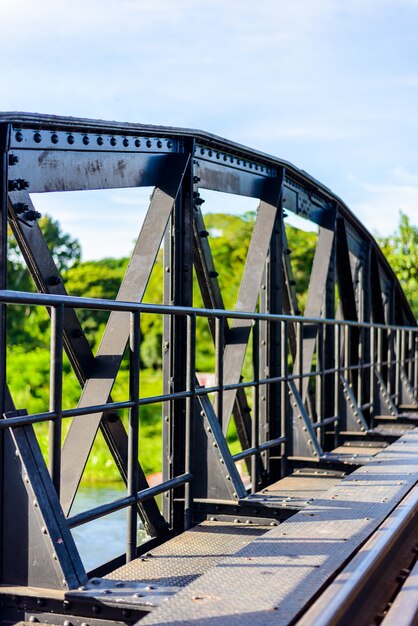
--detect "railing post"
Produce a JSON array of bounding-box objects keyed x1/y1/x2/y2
[
  {"x1": 334, "y1": 323, "x2": 341, "y2": 445},
  {"x1": 49, "y1": 303, "x2": 64, "y2": 497},
  {"x1": 281, "y1": 319, "x2": 289, "y2": 473},
  {"x1": 395, "y1": 327, "x2": 401, "y2": 407},
  {"x1": 415, "y1": 332, "x2": 418, "y2": 400},
  {"x1": 252, "y1": 319, "x2": 260, "y2": 492},
  {"x1": 370, "y1": 325, "x2": 376, "y2": 424},
  {"x1": 127, "y1": 309, "x2": 140, "y2": 562},
  {"x1": 184, "y1": 313, "x2": 196, "y2": 530},
  {"x1": 215, "y1": 316, "x2": 224, "y2": 430}
]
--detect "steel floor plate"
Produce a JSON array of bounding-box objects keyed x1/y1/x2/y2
[
  {"x1": 244, "y1": 470, "x2": 344, "y2": 509},
  {"x1": 374, "y1": 423, "x2": 416, "y2": 437},
  {"x1": 106, "y1": 522, "x2": 270, "y2": 588},
  {"x1": 137, "y1": 428, "x2": 418, "y2": 626}
]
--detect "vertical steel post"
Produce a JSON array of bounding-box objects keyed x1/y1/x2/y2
[
  {"x1": 377, "y1": 327, "x2": 382, "y2": 377},
  {"x1": 407, "y1": 330, "x2": 412, "y2": 384},
  {"x1": 415, "y1": 332, "x2": 418, "y2": 400},
  {"x1": 281, "y1": 320, "x2": 289, "y2": 473},
  {"x1": 215, "y1": 316, "x2": 224, "y2": 430},
  {"x1": 49, "y1": 303, "x2": 64, "y2": 497},
  {"x1": 264, "y1": 178, "x2": 283, "y2": 481},
  {"x1": 344, "y1": 325, "x2": 350, "y2": 382},
  {"x1": 358, "y1": 326, "x2": 364, "y2": 411},
  {"x1": 334, "y1": 323, "x2": 341, "y2": 445},
  {"x1": 316, "y1": 323, "x2": 324, "y2": 446},
  {"x1": 395, "y1": 328, "x2": 401, "y2": 407},
  {"x1": 370, "y1": 325, "x2": 376, "y2": 424},
  {"x1": 0, "y1": 124, "x2": 8, "y2": 419},
  {"x1": 185, "y1": 314, "x2": 196, "y2": 530},
  {"x1": 251, "y1": 319, "x2": 260, "y2": 491},
  {"x1": 297, "y1": 322, "x2": 303, "y2": 396},
  {"x1": 162, "y1": 141, "x2": 194, "y2": 532},
  {"x1": 323, "y1": 210, "x2": 337, "y2": 438},
  {"x1": 0, "y1": 121, "x2": 10, "y2": 584},
  {"x1": 127, "y1": 310, "x2": 140, "y2": 562},
  {"x1": 387, "y1": 327, "x2": 393, "y2": 399}
]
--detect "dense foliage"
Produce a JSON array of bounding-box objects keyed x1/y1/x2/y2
[{"x1": 377, "y1": 212, "x2": 418, "y2": 318}]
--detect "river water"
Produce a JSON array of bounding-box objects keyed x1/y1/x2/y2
[{"x1": 71, "y1": 484, "x2": 148, "y2": 573}]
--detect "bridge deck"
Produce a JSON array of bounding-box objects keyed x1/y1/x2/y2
[
  {"x1": 134, "y1": 428, "x2": 418, "y2": 626},
  {"x1": 105, "y1": 472, "x2": 344, "y2": 590}
]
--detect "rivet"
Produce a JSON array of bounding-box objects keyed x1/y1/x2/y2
[
  {"x1": 208, "y1": 150, "x2": 213, "y2": 157},
  {"x1": 157, "y1": 140, "x2": 162, "y2": 148},
  {"x1": 110, "y1": 137, "x2": 117, "y2": 146},
  {"x1": 33, "y1": 132, "x2": 42, "y2": 143},
  {"x1": 51, "y1": 133, "x2": 59, "y2": 144},
  {"x1": 146, "y1": 139, "x2": 152, "y2": 148},
  {"x1": 97, "y1": 136, "x2": 104, "y2": 146},
  {"x1": 67, "y1": 134, "x2": 75, "y2": 145},
  {"x1": 135, "y1": 139, "x2": 141, "y2": 147},
  {"x1": 167, "y1": 140, "x2": 173, "y2": 148},
  {"x1": 15, "y1": 131, "x2": 23, "y2": 142},
  {"x1": 123, "y1": 138, "x2": 129, "y2": 147},
  {"x1": 82, "y1": 135, "x2": 89, "y2": 145}
]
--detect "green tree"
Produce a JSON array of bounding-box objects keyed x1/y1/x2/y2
[
  {"x1": 378, "y1": 212, "x2": 418, "y2": 318},
  {"x1": 38, "y1": 215, "x2": 81, "y2": 272},
  {"x1": 64, "y1": 257, "x2": 129, "y2": 348},
  {"x1": 7, "y1": 215, "x2": 82, "y2": 348},
  {"x1": 285, "y1": 224, "x2": 317, "y2": 312}
]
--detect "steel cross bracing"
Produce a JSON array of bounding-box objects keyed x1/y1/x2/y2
[{"x1": 0, "y1": 113, "x2": 417, "y2": 623}]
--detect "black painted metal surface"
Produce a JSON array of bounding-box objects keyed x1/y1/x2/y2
[{"x1": 0, "y1": 112, "x2": 416, "y2": 625}]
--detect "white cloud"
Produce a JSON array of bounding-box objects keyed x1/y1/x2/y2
[
  {"x1": 2, "y1": 0, "x2": 418, "y2": 253},
  {"x1": 351, "y1": 181, "x2": 418, "y2": 236}
]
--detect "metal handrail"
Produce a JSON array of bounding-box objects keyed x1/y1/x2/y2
[
  {"x1": 0, "y1": 289, "x2": 416, "y2": 332},
  {"x1": 2, "y1": 287, "x2": 417, "y2": 565}
]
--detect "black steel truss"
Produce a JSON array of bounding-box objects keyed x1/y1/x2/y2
[{"x1": 0, "y1": 113, "x2": 416, "y2": 605}]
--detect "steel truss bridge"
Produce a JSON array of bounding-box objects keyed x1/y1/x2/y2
[{"x1": 0, "y1": 112, "x2": 417, "y2": 626}]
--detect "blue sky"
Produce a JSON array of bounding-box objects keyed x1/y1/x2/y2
[{"x1": 1, "y1": 0, "x2": 418, "y2": 259}]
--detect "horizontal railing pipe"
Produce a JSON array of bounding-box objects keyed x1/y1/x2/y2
[{"x1": 67, "y1": 472, "x2": 192, "y2": 529}]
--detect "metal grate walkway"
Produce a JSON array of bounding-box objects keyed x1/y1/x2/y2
[{"x1": 135, "y1": 428, "x2": 418, "y2": 625}]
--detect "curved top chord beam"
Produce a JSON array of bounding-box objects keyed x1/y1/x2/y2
[{"x1": 1, "y1": 111, "x2": 413, "y2": 326}]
